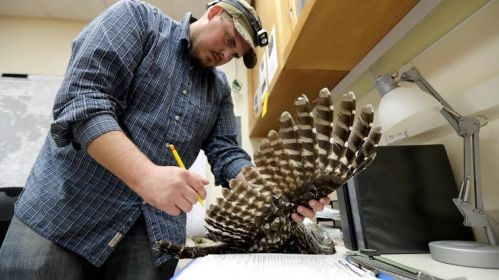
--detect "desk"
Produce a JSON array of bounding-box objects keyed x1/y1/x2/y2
[
  {"x1": 382, "y1": 254, "x2": 499, "y2": 280},
  {"x1": 174, "y1": 239, "x2": 499, "y2": 279},
  {"x1": 333, "y1": 240, "x2": 499, "y2": 280}
]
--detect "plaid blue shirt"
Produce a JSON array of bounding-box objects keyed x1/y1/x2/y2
[{"x1": 15, "y1": 0, "x2": 251, "y2": 267}]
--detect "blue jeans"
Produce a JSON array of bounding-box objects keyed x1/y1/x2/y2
[{"x1": 0, "y1": 215, "x2": 178, "y2": 279}]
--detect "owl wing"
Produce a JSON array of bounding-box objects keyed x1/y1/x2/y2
[
  {"x1": 204, "y1": 174, "x2": 277, "y2": 245},
  {"x1": 252, "y1": 89, "x2": 382, "y2": 205},
  {"x1": 156, "y1": 88, "x2": 382, "y2": 257}
]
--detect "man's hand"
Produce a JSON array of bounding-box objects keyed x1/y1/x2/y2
[
  {"x1": 136, "y1": 166, "x2": 208, "y2": 216},
  {"x1": 234, "y1": 169, "x2": 331, "y2": 223},
  {"x1": 236, "y1": 168, "x2": 331, "y2": 223},
  {"x1": 87, "y1": 131, "x2": 208, "y2": 216},
  {"x1": 291, "y1": 197, "x2": 331, "y2": 223},
  {"x1": 235, "y1": 170, "x2": 247, "y2": 184}
]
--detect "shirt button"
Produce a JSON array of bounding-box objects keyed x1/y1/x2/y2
[
  {"x1": 182, "y1": 89, "x2": 187, "y2": 95},
  {"x1": 175, "y1": 115, "x2": 180, "y2": 121}
]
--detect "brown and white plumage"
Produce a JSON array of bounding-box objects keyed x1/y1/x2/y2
[{"x1": 156, "y1": 89, "x2": 381, "y2": 258}]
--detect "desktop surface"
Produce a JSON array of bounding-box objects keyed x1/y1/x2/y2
[{"x1": 382, "y1": 253, "x2": 499, "y2": 280}]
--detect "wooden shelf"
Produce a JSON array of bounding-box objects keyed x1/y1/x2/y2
[{"x1": 248, "y1": 0, "x2": 418, "y2": 137}]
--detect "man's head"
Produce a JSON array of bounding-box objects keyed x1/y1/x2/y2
[{"x1": 189, "y1": 0, "x2": 266, "y2": 69}]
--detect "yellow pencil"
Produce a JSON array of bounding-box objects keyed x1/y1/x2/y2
[{"x1": 168, "y1": 144, "x2": 204, "y2": 206}]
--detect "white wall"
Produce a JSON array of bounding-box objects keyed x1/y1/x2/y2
[{"x1": 0, "y1": 17, "x2": 86, "y2": 75}]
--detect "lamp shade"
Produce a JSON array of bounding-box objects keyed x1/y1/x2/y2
[{"x1": 378, "y1": 86, "x2": 442, "y2": 134}]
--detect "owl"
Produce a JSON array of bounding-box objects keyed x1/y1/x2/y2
[{"x1": 156, "y1": 88, "x2": 381, "y2": 258}]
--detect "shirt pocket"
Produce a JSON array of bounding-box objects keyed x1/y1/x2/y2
[
  {"x1": 188, "y1": 96, "x2": 219, "y2": 141},
  {"x1": 167, "y1": 94, "x2": 219, "y2": 148}
]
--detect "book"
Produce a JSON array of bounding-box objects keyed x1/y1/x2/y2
[{"x1": 173, "y1": 253, "x2": 378, "y2": 280}]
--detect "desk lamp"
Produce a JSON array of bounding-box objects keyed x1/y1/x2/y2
[{"x1": 374, "y1": 66, "x2": 499, "y2": 268}]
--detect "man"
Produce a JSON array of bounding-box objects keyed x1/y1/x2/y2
[{"x1": 0, "y1": 0, "x2": 330, "y2": 279}]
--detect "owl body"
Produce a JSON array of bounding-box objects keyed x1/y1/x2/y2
[{"x1": 156, "y1": 89, "x2": 381, "y2": 258}]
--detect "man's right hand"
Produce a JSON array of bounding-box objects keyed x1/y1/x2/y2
[
  {"x1": 137, "y1": 166, "x2": 208, "y2": 216},
  {"x1": 87, "y1": 131, "x2": 208, "y2": 216}
]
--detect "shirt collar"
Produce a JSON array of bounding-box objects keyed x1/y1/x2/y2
[{"x1": 179, "y1": 12, "x2": 196, "y2": 47}]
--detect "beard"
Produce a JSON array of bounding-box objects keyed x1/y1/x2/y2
[
  {"x1": 188, "y1": 26, "x2": 216, "y2": 68},
  {"x1": 188, "y1": 46, "x2": 204, "y2": 68},
  {"x1": 188, "y1": 37, "x2": 215, "y2": 69}
]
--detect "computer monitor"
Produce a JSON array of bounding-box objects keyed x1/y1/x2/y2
[{"x1": 337, "y1": 144, "x2": 474, "y2": 253}]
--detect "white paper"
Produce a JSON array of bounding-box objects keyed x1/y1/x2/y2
[
  {"x1": 173, "y1": 253, "x2": 377, "y2": 280},
  {"x1": 253, "y1": 87, "x2": 262, "y2": 116},
  {"x1": 258, "y1": 54, "x2": 268, "y2": 102},
  {"x1": 316, "y1": 205, "x2": 341, "y2": 220},
  {"x1": 186, "y1": 151, "x2": 208, "y2": 237},
  {"x1": 185, "y1": 203, "x2": 207, "y2": 237},
  {"x1": 266, "y1": 26, "x2": 278, "y2": 85},
  {"x1": 188, "y1": 150, "x2": 207, "y2": 178}
]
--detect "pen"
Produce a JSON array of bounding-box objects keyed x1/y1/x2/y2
[{"x1": 168, "y1": 144, "x2": 204, "y2": 206}]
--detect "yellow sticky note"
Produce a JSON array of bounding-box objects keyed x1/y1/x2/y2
[{"x1": 261, "y1": 92, "x2": 269, "y2": 118}]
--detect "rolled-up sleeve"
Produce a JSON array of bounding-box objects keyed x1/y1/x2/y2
[
  {"x1": 203, "y1": 80, "x2": 252, "y2": 187},
  {"x1": 50, "y1": 0, "x2": 148, "y2": 150}
]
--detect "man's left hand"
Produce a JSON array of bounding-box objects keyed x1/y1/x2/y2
[{"x1": 291, "y1": 197, "x2": 331, "y2": 223}]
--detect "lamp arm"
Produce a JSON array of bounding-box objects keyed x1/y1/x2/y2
[
  {"x1": 440, "y1": 108, "x2": 460, "y2": 132},
  {"x1": 399, "y1": 67, "x2": 461, "y2": 118},
  {"x1": 453, "y1": 121, "x2": 497, "y2": 245},
  {"x1": 399, "y1": 66, "x2": 497, "y2": 245},
  {"x1": 471, "y1": 130, "x2": 483, "y2": 210}
]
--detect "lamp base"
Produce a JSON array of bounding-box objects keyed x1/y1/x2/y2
[{"x1": 429, "y1": 240, "x2": 499, "y2": 268}]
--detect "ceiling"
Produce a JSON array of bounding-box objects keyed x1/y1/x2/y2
[{"x1": 0, "y1": 0, "x2": 213, "y2": 22}]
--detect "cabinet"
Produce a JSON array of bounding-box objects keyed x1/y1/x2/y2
[{"x1": 247, "y1": 0, "x2": 418, "y2": 137}]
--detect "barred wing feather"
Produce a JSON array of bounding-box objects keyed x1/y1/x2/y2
[{"x1": 155, "y1": 89, "x2": 381, "y2": 258}]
